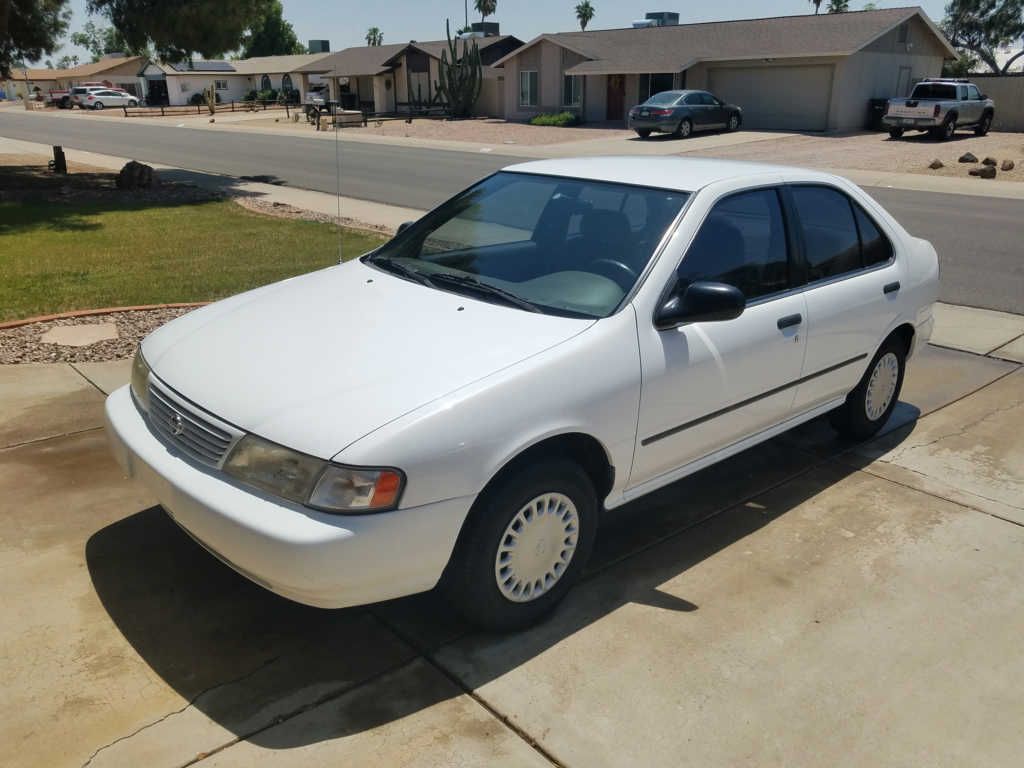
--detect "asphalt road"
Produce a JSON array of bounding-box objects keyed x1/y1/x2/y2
[{"x1": 1, "y1": 111, "x2": 1021, "y2": 314}]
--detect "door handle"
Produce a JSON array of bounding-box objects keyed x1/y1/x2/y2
[
  {"x1": 884, "y1": 281, "x2": 901, "y2": 295},
  {"x1": 777, "y1": 313, "x2": 802, "y2": 330}
]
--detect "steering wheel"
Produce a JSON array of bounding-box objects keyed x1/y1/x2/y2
[{"x1": 589, "y1": 258, "x2": 638, "y2": 289}]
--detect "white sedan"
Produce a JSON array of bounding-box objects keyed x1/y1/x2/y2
[{"x1": 105, "y1": 158, "x2": 938, "y2": 629}]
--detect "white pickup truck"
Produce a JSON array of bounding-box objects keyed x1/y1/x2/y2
[{"x1": 883, "y1": 78, "x2": 995, "y2": 141}]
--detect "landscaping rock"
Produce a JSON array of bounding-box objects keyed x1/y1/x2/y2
[
  {"x1": 958, "y1": 152, "x2": 978, "y2": 163},
  {"x1": 982, "y1": 156, "x2": 997, "y2": 166},
  {"x1": 928, "y1": 158, "x2": 944, "y2": 169},
  {"x1": 970, "y1": 165, "x2": 997, "y2": 179},
  {"x1": 115, "y1": 160, "x2": 154, "y2": 190},
  {"x1": 1001, "y1": 159, "x2": 1015, "y2": 171}
]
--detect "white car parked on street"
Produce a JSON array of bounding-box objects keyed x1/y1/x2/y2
[{"x1": 105, "y1": 158, "x2": 939, "y2": 629}]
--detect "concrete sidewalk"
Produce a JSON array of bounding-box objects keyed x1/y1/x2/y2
[{"x1": 1, "y1": 339, "x2": 1020, "y2": 768}]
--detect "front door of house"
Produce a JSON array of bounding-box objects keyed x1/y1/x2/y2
[
  {"x1": 606, "y1": 75, "x2": 625, "y2": 121},
  {"x1": 146, "y1": 78, "x2": 168, "y2": 106}
]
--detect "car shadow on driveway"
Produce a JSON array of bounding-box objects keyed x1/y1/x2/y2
[{"x1": 84, "y1": 403, "x2": 918, "y2": 752}]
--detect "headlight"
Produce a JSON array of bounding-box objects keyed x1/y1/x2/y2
[
  {"x1": 223, "y1": 434, "x2": 404, "y2": 513},
  {"x1": 130, "y1": 348, "x2": 151, "y2": 411}
]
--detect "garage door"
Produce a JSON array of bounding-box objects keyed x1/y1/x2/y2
[{"x1": 707, "y1": 65, "x2": 833, "y2": 131}]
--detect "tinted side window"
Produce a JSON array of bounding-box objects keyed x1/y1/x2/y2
[
  {"x1": 853, "y1": 204, "x2": 893, "y2": 266},
  {"x1": 683, "y1": 93, "x2": 700, "y2": 105},
  {"x1": 699, "y1": 92, "x2": 717, "y2": 105},
  {"x1": 677, "y1": 188, "x2": 789, "y2": 300},
  {"x1": 790, "y1": 186, "x2": 861, "y2": 281}
]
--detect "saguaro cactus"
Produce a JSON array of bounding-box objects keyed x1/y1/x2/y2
[{"x1": 435, "y1": 19, "x2": 482, "y2": 118}]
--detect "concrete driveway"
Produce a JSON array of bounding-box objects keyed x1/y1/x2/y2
[{"x1": 1, "y1": 346, "x2": 1022, "y2": 768}]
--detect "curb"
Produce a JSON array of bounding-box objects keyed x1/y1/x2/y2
[{"x1": 0, "y1": 302, "x2": 209, "y2": 331}]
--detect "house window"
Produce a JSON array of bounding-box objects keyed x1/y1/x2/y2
[
  {"x1": 214, "y1": 79, "x2": 228, "y2": 90},
  {"x1": 281, "y1": 73, "x2": 293, "y2": 93},
  {"x1": 897, "y1": 22, "x2": 909, "y2": 43},
  {"x1": 638, "y1": 72, "x2": 674, "y2": 102},
  {"x1": 562, "y1": 74, "x2": 582, "y2": 107},
  {"x1": 519, "y1": 70, "x2": 538, "y2": 107},
  {"x1": 260, "y1": 74, "x2": 271, "y2": 91},
  {"x1": 180, "y1": 80, "x2": 190, "y2": 93}
]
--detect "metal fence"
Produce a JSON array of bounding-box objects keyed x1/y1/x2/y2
[{"x1": 121, "y1": 101, "x2": 293, "y2": 118}]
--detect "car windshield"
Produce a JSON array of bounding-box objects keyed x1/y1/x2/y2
[
  {"x1": 911, "y1": 83, "x2": 957, "y2": 100},
  {"x1": 643, "y1": 92, "x2": 680, "y2": 106},
  {"x1": 365, "y1": 172, "x2": 689, "y2": 318}
]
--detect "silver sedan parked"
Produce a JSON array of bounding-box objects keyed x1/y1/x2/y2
[
  {"x1": 628, "y1": 90, "x2": 742, "y2": 139},
  {"x1": 85, "y1": 89, "x2": 139, "y2": 109}
]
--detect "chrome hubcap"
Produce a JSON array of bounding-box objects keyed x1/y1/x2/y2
[
  {"x1": 495, "y1": 492, "x2": 579, "y2": 603},
  {"x1": 865, "y1": 352, "x2": 899, "y2": 421},
  {"x1": 680, "y1": 121, "x2": 691, "y2": 136}
]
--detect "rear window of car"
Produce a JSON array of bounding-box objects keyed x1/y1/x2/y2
[
  {"x1": 644, "y1": 92, "x2": 680, "y2": 106},
  {"x1": 910, "y1": 83, "x2": 956, "y2": 100},
  {"x1": 71, "y1": 87, "x2": 87, "y2": 94}
]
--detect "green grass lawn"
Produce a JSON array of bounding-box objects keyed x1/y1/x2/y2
[{"x1": 0, "y1": 199, "x2": 387, "y2": 321}]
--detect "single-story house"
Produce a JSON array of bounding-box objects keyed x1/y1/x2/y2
[
  {"x1": 4, "y1": 54, "x2": 149, "y2": 101},
  {"x1": 294, "y1": 34, "x2": 523, "y2": 117},
  {"x1": 144, "y1": 53, "x2": 330, "y2": 105},
  {"x1": 492, "y1": 7, "x2": 957, "y2": 131}
]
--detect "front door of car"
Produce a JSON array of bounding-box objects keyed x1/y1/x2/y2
[
  {"x1": 630, "y1": 187, "x2": 808, "y2": 488},
  {"x1": 682, "y1": 92, "x2": 709, "y2": 128},
  {"x1": 701, "y1": 92, "x2": 727, "y2": 126},
  {"x1": 784, "y1": 184, "x2": 904, "y2": 413}
]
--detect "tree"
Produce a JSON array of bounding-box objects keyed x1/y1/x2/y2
[
  {"x1": 827, "y1": 0, "x2": 850, "y2": 12},
  {"x1": 943, "y1": 52, "x2": 978, "y2": 75},
  {"x1": 474, "y1": 0, "x2": 497, "y2": 24},
  {"x1": 70, "y1": 19, "x2": 146, "y2": 62},
  {"x1": 365, "y1": 27, "x2": 383, "y2": 46},
  {"x1": 809, "y1": 0, "x2": 823, "y2": 13},
  {"x1": 57, "y1": 54, "x2": 80, "y2": 68},
  {"x1": 863, "y1": 2, "x2": 879, "y2": 8},
  {"x1": 240, "y1": 1, "x2": 304, "y2": 57},
  {"x1": 943, "y1": 0, "x2": 1024, "y2": 74},
  {"x1": 86, "y1": 0, "x2": 273, "y2": 63},
  {"x1": 575, "y1": 1, "x2": 595, "y2": 30},
  {"x1": 0, "y1": 0, "x2": 71, "y2": 78}
]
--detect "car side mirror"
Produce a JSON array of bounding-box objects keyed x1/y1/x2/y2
[
  {"x1": 655, "y1": 280, "x2": 745, "y2": 330},
  {"x1": 396, "y1": 221, "x2": 415, "y2": 236},
  {"x1": 980, "y1": 94, "x2": 988, "y2": 100}
]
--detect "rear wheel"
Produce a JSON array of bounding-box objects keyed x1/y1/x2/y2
[
  {"x1": 635, "y1": 129, "x2": 652, "y2": 139},
  {"x1": 888, "y1": 127, "x2": 904, "y2": 139},
  {"x1": 674, "y1": 118, "x2": 693, "y2": 138},
  {"x1": 829, "y1": 339, "x2": 906, "y2": 440},
  {"x1": 931, "y1": 115, "x2": 956, "y2": 140},
  {"x1": 444, "y1": 459, "x2": 597, "y2": 630},
  {"x1": 974, "y1": 111, "x2": 992, "y2": 136}
]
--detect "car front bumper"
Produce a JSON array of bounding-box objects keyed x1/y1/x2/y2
[{"x1": 104, "y1": 385, "x2": 474, "y2": 609}]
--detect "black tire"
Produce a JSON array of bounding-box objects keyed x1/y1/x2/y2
[
  {"x1": 932, "y1": 114, "x2": 956, "y2": 140},
  {"x1": 829, "y1": 338, "x2": 906, "y2": 441},
  {"x1": 726, "y1": 113, "x2": 740, "y2": 132},
  {"x1": 974, "y1": 111, "x2": 992, "y2": 136},
  {"x1": 444, "y1": 459, "x2": 597, "y2": 631},
  {"x1": 888, "y1": 127, "x2": 904, "y2": 139},
  {"x1": 93, "y1": 101, "x2": 104, "y2": 110},
  {"x1": 635, "y1": 129, "x2": 652, "y2": 139},
  {"x1": 128, "y1": 100, "x2": 138, "y2": 108},
  {"x1": 674, "y1": 118, "x2": 693, "y2": 138}
]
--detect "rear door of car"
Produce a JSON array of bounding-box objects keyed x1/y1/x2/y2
[
  {"x1": 630, "y1": 185, "x2": 808, "y2": 488},
  {"x1": 783, "y1": 183, "x2": 904, "y2": 413}
]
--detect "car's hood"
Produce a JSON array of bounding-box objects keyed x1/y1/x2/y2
[{"x1": 143, "y1": 259, "x2": 594, "y2": 458}]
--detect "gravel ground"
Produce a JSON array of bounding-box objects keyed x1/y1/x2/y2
[
  {"x1": 232, "y1": 195, "x2": 397, "y2": 235},
  {"x1": 0, "y1": 308, "x2": 197, "y2": 364},
  {"x1": 239, "y1": 115, "x2": 635, "y2": 146},
  {"x1": 680, "y1": 130, "x2": 1024, "y2": 180}
]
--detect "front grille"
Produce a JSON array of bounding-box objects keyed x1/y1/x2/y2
[{"x1": 148, "y1": 382, "x2": 238, "y2": 468}]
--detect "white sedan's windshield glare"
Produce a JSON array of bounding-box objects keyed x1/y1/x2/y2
[{"x1": 369, "y1": 172, "x2": 688, "y2": 318}]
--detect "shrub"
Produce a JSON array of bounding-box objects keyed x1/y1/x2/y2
[
  {"x1": 256, "y1": 88, "x2": 278, "y2": 102},
  {"x1": 188, "y1": 91, "x2": 222, "y2": 105},
  {"x1": 529, "y1": 111, "x2": 580, "y2": 127},
  {"x1": 242, "y1": 89, "x2": 257, "y2": 102}
]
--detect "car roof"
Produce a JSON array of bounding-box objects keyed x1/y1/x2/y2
[{"x1": 501, "y1": 157, "x2": 836, "y2": 193}]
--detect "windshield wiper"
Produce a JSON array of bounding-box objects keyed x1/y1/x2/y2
[
  {"x1": 428, "y1": 273, "x2": 543, "y2": 313},
  {"x1": 369, "y1": 257, "x2": 435, "y2": 287}
]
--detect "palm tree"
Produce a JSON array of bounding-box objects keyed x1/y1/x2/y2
[
  {"x1": 575, "y1": 0, "x2": 595, "y2": 31},
  {"x1": 809, "y1": 0, "x2": 823, "y2": 13},
  {"x1": 474, "y1": 0, "x2": 497, "y2": 24},
  {"x1": 365, "y1": 27, "x2": 383, "y2": 46}
]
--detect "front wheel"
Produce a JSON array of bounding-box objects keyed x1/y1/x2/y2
[
  {"x1": 674, "y1": 118, "x2": 693, "y2": 138},
  {"x1": 829, "y1": 339, "x2": 906, "y2": 440},
  {"x1": 128, "y1": 100, "x2": 138, "y2": 108},
  {"x1": 888, "y1": 127, "x2": 904, "y2": 139},
  {"x1": 93, "y1": 101, "x2": 104, "y2": 110},
  {"x1": 726, "y1": 114, "x2": 740, "y2": 132},
  {"x1": 974, "y1": 112, "x2": 992, "y2": 136},
  {"x1": 444, "y1": 459, "x2": 597, "y2": 630},
  {"x1": 635, "y1": 129, "x2": 652, "y2": 139}
]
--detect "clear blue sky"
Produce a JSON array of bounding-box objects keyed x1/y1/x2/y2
[{"x1": 47, "y1": 0, "x2": 948, "y2": 64}]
